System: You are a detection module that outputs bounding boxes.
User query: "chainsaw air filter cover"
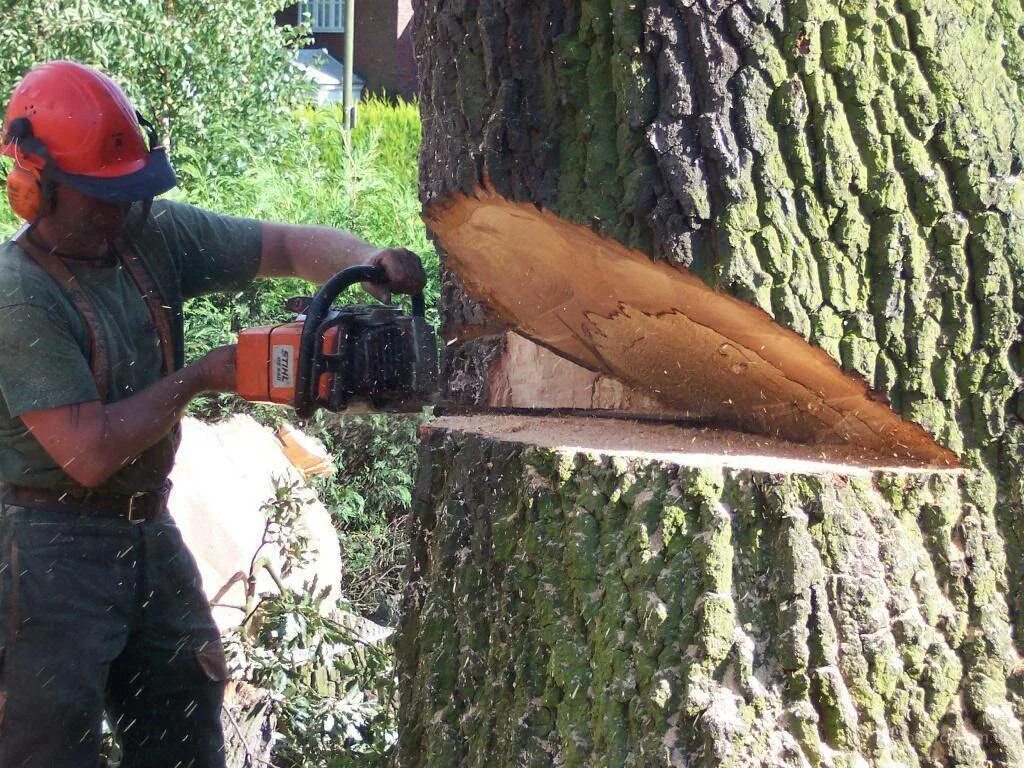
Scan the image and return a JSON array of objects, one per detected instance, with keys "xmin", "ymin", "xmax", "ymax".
[{"xmin": 312, "ymin": 303, "xmax": 438, "ymax": 414}]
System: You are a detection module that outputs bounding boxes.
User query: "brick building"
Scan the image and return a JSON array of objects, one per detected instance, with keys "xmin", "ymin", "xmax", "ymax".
[{"xmin": 278, "ymin": 0, "xmax": 417, "ymax": 101}]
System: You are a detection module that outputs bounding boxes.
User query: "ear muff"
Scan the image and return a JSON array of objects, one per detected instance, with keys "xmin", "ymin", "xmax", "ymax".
[
  {"xmin": 5, "ymin": 164, "xmax": 42, "ymax": 221},
  {"xmin": 3, "ymin": 117, "xmax": 53, "ymax": 222}
]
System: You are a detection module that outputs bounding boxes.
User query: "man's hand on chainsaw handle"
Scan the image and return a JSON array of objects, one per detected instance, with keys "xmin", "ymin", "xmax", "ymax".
[
  {"xmin": 364, "ymin": 247, "xmax": 427, "ymax": 304},
  {"xmin": 20, "ymin": 345, "xmax": 237, "ymax": 488},
  {"xmin": 258, "ymin": 221, "xmax": 426, "ymax": 304}
]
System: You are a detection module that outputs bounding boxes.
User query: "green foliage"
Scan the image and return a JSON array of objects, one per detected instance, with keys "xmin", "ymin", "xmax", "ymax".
[
  {"xmin": 308, "ymin": 412, "xmax": 424, "ymax": 616},
  {"xmin": 232, "ymin": 589, "xmax": 397, "ymax": 767},
  {"xmin": 179, "ymin": 97, "xmax": 438, "ymax": 363},
  {"xmin": 313, "ymin": 413, "xmax": 421, "ymax": 528},
  {"xmin": 225, "ymin": 481, "xmax": 398, "ymax": 767},
  {"xmin": 178, "ymin": 102, "xmax": 438, "ymax": 557},
  {"xmin": 0, "ymin": 185, "xmax": 15, "ymax": 241},
  {"xmin": 0, "ymin": 0, "xmax": 311, "ymax": 183},
  {"xmin": 349, "ymin": 98, "xmax": 423, "ymax": 194},
  {"xmin": 177, "ymin": 99, "xmax": 432, "ymax": 637}
]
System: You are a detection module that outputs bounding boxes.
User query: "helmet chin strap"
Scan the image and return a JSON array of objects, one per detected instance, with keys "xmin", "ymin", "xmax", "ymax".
[
  {"xmin": 29, "ymin": 162, "xmax": 58, "ymax": 230},
  {"xmin": 21, "ymin": 194, "xmax": 147, "ymax": 266},
  {"xmin": 135, "ymin": 197, "xmax": 153, "ymax": 228},
  {"xmin": 127, "ymin": 114, "xmax": 162, "ymax": 233},
  {"xmin": 136, "ymin": 112, "xmax": 161, "ymax": 150},
  {"xmin": 21, "ymin": 225, "xmax": 118, "ymax": 265},
  {"xmin": 25, "ymin": 195, "xmax": 153, "ymax": 262}
]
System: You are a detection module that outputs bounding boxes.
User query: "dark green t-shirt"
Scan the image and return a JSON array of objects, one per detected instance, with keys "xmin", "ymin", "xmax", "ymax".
[{"xmin": 0, "ymin": 199, "xmax": 262, "ymax": 493}]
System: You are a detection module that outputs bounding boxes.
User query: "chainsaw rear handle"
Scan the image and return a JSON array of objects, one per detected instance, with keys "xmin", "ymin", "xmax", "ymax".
[{"xmin": 293, "ymin": 264, "xmax": 426, "ymax": 418}]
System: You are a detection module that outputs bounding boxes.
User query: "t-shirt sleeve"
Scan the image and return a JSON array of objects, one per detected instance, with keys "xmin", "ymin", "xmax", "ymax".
[
  {"xmin": 156, "ymin": 200, "xmax": 263, "ymax": 299},
  {"xmin": 0, "ymin": 302, "xmax": 99, "ymax": 417}
]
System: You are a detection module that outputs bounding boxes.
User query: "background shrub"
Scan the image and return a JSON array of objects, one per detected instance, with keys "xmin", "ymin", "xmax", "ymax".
[
  {"xmin": 177, "ymin": 98, "xmax": 436, "ymax": 627},
  {"xmin": 0, "ymin": 0, "xmax": 310, "ymax": 183},
  {"xmin": 180, "ymin": 97, "xmax": 438, "ymax": 364}
]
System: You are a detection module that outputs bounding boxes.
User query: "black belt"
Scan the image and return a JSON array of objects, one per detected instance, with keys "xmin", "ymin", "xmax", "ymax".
[{"xmin": 3, "ymin": 482, "xmax": 171, "ymax": 522}]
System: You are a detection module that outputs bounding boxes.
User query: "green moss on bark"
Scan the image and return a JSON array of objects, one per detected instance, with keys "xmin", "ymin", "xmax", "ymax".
[
  {"xmin": 413, "ymin": 0, "xmax": 1024, "ymax": 757},
  {"xmin": 396, "ymin": 429, "xmax": 1018, "ymax": 766}
]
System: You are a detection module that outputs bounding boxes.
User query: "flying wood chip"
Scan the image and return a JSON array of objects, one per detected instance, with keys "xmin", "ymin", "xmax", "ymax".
[{"xmin": 423, "ymin": 188, "xmax": 958, "ymax": 468}]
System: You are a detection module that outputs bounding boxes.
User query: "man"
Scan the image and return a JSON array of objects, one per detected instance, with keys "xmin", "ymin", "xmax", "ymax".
[{"xmin": 0, "ymin": 60, "xmax": 425, "ymax": 767}]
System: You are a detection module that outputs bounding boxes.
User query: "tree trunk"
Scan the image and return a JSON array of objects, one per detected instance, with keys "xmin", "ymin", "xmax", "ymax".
[
  {"xmin": 398, "ymin": 418, "xmax": 1005, "ymax": 766},
  {"xmin": 402, "ymin": 0, "xmax": 1024, "ymax": 763}
]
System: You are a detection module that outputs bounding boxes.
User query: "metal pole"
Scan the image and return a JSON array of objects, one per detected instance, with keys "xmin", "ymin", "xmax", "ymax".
[{"xmin": 343, "ymin": 0, "xmax": 355, "ymax": 130}]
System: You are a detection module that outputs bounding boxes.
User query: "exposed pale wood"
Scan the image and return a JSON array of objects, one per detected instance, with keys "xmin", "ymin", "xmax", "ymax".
[
  {"xmin": 488, "ymin": 332, "xmax": 681, "ymax": 414},
  {"xmin": 424, "ymin": 189, "xmax": 958, "ymax": 467},
  {"xmin": 425, "ymin": 414, "xmax": 962, "ymax": 475}
]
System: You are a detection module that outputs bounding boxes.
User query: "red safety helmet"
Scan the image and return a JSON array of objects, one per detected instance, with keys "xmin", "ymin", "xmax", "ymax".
[{"xmin": 1, "ymin": 60, "xmax": 176, "ymax": 220}]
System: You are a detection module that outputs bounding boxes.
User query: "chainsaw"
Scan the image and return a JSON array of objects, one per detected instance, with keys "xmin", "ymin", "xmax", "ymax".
[{"xmin": 236, "ymin": 264, "xmax": 438, "ymax": 418}]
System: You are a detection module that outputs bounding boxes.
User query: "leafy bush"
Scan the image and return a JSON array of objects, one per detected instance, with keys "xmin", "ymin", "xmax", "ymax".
[
  {"xmin": 224, "ymin": 482, "xmax": 398, "ymax": 768},
  {"xmin": 308, "ymin": 412, "xmax": 423, "ymax": 618},
  {"xmin": 177, "ymin": 99, "xmax": 434, "ymax": 629},
  {"xmin": 180, "ymin": 98, "xmax": 438, "ymax": 364},
  {"xmin": 0, "ymin": 193, "xmax": 15, "ymax": 241},
  {"xmin": 234, "ymin": 586, "xmax": 397, "ymax": 767},
  {"xmin": 312, "ymin": 414, "xmax": 420, "ymax": 528},
  {"xmin": 0, "ymin": 0, "xmax": 310, "ymax": 184}
]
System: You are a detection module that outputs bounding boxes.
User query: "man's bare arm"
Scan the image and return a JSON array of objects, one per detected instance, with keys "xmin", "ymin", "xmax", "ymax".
[
  {"xmin": 258, "ymin": 221, "xmax": 426, "ymax": 303},
  {"xmin": 20, "ymin": 345, "xmax": 236, "ymax": 488}
]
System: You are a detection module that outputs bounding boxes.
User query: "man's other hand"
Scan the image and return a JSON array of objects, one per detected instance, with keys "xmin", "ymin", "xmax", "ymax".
[
  {"xmin": 196, "ymin": 344, "xmax": 238, "ymax": 394},
  {"xmin": 364, "ymin": 247, "xmax": 427, "ymax": 304},
  {"xmin": 20, "ymin": 344, "xmax": 238, "ymax": 488}
]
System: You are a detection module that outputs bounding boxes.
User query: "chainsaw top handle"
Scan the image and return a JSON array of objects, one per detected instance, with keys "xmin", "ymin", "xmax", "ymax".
[{"xmin": 293, "ymin": 264, "xmax": 426, "ymax": 418}]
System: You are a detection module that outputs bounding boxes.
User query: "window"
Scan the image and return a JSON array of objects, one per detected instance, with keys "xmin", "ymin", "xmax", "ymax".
[{"xmin": 298, "ymin": 0, "xmax": 345, "ymax": 33}]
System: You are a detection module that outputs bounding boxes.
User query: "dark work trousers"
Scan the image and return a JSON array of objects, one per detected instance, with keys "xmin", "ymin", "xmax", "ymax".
[{"xmin": 0, "ymin": 504, "xmax": 228, "ymax": 768}]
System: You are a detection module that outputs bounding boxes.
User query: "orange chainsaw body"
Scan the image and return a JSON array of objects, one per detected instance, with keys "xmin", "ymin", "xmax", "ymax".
[
  {"xmin": 234, "ymin": 264, "xmax": 437, "ymax": 416},
  {"xmin": 237, "ymin": 322, "xmax": 338, "ymax": 405}
]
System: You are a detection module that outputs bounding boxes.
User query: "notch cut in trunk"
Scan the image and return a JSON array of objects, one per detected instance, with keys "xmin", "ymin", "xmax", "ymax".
[{"xmin": 424, "ymin": 188, "xmax": 958, "ymax": 468}]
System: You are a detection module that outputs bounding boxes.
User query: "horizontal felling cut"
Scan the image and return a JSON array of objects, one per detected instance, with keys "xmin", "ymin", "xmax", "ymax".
[
  {"xmin": 423, "ymin": 189, "xmax": 958, "ymax": 467},
  {"xmin": 427, "ymin": 415, "xmax": 962, "ymax": 474}
]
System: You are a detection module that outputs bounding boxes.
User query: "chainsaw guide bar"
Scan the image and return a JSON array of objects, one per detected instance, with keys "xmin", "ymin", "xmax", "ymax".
[{"xmin": 432, "ymin": 403, "xmax": 726, "ymax": 430}]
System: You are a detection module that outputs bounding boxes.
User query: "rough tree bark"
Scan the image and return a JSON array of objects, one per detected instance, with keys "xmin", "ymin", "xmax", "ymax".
[
  {"xmin": 399, "ymin": 419, "xmax": 994, "ymax": 766},
  {"xmin": 398, "ymin": 0, "xmax": 1024, "ymax": 764}
]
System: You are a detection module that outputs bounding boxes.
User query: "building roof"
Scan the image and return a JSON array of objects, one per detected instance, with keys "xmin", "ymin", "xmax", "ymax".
[{"xmin": 293, "ymin": 48, "xmax": 364, "ymax": 88}]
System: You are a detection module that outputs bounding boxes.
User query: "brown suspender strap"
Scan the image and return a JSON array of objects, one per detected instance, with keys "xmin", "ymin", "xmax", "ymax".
[
  {"xmin": 15, "ymin": 234, "xmax": 112, "ymax": 401},
  {"xmin": 15, "ymin": 233, "xmax": 177, "ymax": 403},
  {"xmin": 115, "ymin": 237, "xmax": 175, "ymax": 376}
]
